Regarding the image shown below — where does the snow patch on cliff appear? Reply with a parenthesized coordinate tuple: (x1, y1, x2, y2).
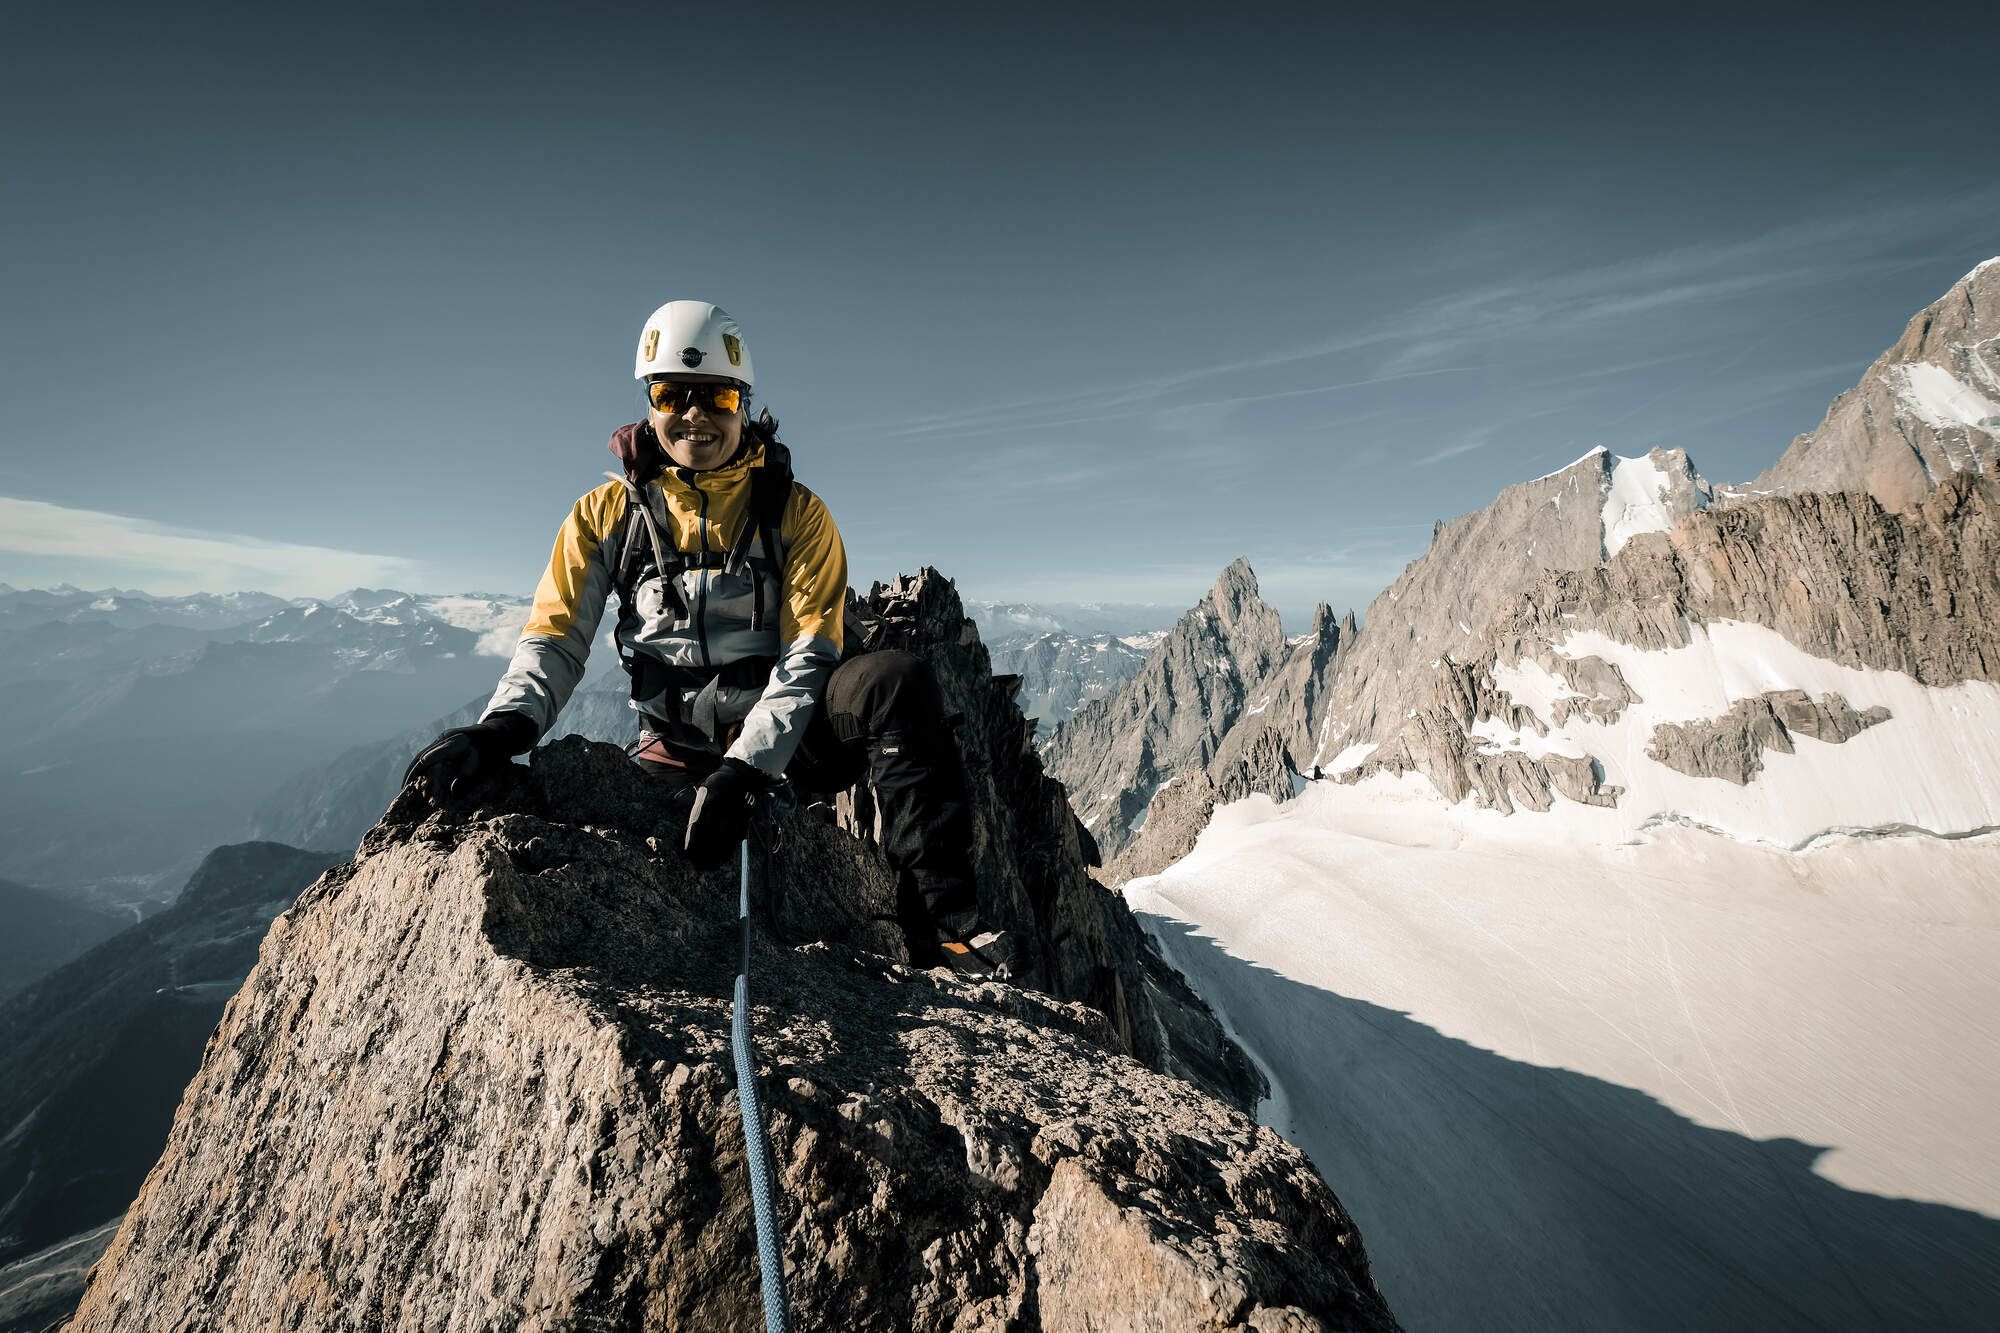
(1896, 363, 2000, 431)
(1599, 453, 1676, 558)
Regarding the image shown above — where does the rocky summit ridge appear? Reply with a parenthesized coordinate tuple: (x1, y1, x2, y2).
(65, 572, 1397, 1332)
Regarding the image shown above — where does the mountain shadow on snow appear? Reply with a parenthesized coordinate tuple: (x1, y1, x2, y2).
(1139, 915, 2000, 1332)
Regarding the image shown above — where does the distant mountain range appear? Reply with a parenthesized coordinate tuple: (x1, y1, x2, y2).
(960, 599, 1179, 639)
(0, 582, 1167, 910)
(983, 630, 1165, 733)
(0, 586, 530, 900)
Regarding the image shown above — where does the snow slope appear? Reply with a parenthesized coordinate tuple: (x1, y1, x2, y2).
(1599, 452, 1677, 557)
(1486, 620, 2000, 846)
(1126, 777, 2000, 1330)
(1896, 363, 2000, 431)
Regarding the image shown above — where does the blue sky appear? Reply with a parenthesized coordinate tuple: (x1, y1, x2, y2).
(3, 2, 1995, 628)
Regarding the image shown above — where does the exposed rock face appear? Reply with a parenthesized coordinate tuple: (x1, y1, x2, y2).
(1342, 656, 1622, 817)
(1309, 446, 1709, 777)
(0, 842, 344, 1270)
(1208, 604, 1350, 787)
(1339, 473, 1999, 818)
(1749, 258, 2000, 510)
(850, 570, 1258, 1106)
(1045, 591, 1352, 878)
(1043, 560, 1289, 858)
(986, 630, 1153, 731)
(1645, 690, 1890, 784)
(66, 738, 1397, 1330)
(1104, 726, 1306, 888)
(1502, 474, 2000, 686)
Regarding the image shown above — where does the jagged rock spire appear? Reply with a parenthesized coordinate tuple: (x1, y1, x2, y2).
(1042, 558, 1287, 860)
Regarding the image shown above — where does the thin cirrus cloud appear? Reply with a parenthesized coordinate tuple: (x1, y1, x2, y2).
(1412, 428, 1496, 468)
(877, 365, 1478, 447)
(0, 495, 422, 597)
(1391, 188, 2000, 347)
(862, 184, 1997, 449)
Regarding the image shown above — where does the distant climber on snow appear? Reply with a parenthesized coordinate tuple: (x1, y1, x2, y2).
(403, 300, 1017, 978)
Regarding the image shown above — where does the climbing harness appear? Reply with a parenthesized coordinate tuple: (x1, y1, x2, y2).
(733, 801, 791, 1332)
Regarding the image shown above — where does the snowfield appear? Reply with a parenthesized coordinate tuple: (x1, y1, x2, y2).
(1126, 775, 2000, 1330)
(1488, 620, 2000, 847)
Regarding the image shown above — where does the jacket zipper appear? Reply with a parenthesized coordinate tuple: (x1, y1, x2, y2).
(691, 475, 712, 667)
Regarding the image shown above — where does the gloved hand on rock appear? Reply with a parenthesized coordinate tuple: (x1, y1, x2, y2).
(402, 713, 538, 802)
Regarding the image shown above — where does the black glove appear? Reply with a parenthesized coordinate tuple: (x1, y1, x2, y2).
(684, 757, 767, 870)
(402, 713, 537, 801)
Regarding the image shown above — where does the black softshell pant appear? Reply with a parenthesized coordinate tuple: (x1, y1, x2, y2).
(785, 650, 979, 941)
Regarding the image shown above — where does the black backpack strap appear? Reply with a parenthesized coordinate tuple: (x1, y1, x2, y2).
(737, 440, 795, 632)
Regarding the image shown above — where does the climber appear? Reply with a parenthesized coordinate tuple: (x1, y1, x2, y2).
(402, 300, 1017, 978)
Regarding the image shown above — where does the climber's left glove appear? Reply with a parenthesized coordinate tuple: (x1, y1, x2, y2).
(683, 757, 767, 871)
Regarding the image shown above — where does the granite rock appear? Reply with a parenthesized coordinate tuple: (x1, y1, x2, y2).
(1645, 690, 1891, 785)
(64, 738, 1396, 1332)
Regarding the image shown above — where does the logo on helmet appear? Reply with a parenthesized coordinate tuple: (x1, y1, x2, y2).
(722, 332, 742, 367)
(642, 329, 660, 362)
(680, 346, 705, 368)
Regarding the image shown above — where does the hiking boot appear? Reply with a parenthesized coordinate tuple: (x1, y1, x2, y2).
(936, 924, 1019, 980)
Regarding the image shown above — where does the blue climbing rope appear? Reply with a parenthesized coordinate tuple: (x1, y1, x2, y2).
(734, 832, 792, 1332)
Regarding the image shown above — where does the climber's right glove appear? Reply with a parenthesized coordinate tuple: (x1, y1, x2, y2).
(402, 712, 538, 801)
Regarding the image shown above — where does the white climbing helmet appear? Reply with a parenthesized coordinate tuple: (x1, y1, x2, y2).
(633, 300, 753, 387)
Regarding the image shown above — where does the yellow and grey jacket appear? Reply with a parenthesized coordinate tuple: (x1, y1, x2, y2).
(480, 434, 847, 778)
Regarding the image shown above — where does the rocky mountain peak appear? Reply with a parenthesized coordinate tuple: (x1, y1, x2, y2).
(1750, 257, 2000, 509)
(63, 581, 1398, 1327)
(1207, 555, 1262, 610)
(1041, 559, 1289, 859)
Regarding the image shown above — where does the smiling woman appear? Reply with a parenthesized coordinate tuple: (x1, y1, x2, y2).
(403, 298, 1023, 978)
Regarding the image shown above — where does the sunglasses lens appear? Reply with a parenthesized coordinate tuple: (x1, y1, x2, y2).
(647, 381, 743, 414)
